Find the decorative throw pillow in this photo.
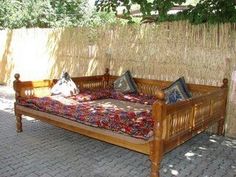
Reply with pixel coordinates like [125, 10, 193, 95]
[163, 77, 192, 104]
[113, 70, 138, 93]
[51, 72, 79, 97]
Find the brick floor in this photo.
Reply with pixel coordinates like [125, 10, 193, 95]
[0, 86, 236, 177]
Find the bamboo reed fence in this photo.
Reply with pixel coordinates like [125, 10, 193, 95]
[0, 21, 235, 137]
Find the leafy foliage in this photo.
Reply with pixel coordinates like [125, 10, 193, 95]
[96, 0, 236, 24]
[1, 0, 235, 29]
[96, 0, 186, 21]
[182, 0, 236, 24]
[0, 0, 118, 29]
[152, 0, 186, 21]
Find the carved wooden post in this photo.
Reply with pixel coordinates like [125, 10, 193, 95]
[150, 90, 166, 177]
[13, 73, 22, 133]
[103, 68, 110, 88]
[217, 78, 228, 135]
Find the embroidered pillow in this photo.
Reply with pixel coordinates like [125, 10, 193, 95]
[163, 77, 192, 104]
[51, 72, 79, 97]
[113, 70, 138, 93]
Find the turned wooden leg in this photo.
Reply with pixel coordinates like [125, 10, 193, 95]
[217, 119, 225, 136]
[16, 114, 22, 133]
[149, 141, 163, 177]
[150, 157, 160, 177]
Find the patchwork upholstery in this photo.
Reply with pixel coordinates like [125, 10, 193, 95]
[163, 77, 192, 104]
[113, 70, 138, 93]
[74, 88, 112, 102]
[72, 88, 156, 105]
[18, 97, 153, 140]
[110, 91, 156, 105]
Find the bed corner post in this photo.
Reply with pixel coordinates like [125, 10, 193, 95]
[13, 73, 22, 133]
[217, 78, 228, 136]
[103, 68, 110, 88]
[150, 90, 166, 177]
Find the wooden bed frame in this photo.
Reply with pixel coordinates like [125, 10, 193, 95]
[13, 68, 228, 177]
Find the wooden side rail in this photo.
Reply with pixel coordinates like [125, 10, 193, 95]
[149, 79, 228, 177]
[13, 74, 54, 98]
[163, 89, 227, 151]
[13, 70, 110, 99]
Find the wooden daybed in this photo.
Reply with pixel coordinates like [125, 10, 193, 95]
[13, 68, 228, 177]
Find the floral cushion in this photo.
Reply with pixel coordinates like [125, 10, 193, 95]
[163, 77, 192, 104]
[113, 70, 138, 93]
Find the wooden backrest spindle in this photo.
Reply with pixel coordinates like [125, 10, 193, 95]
[103, 68, 110, 88]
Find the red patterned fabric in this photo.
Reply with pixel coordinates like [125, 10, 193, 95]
[110, 91, 156, 105]
[74, 88, 156, 105]
[73, 88, 112, 102]
[18, 89, 156, 140]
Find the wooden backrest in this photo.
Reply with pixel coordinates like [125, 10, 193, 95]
[13, 72, 224, 98]
[109, 75, 220, 96]
[72, 75, 105, 90]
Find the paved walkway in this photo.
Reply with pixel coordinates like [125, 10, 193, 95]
[0, 86, 235, 177]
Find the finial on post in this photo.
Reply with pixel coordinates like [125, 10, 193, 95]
[155, 90, 165, 102]
[105, 68, 110, 75]
[222, 78, 228, 88]
[13, 73, 21, 99]
[14, 73, 20, 81]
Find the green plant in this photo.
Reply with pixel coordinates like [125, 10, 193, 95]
[0, 0, 118, 29]
[184, 0, 236, 24]
[96, 0, 236, 24]
[96, 0, 186, 22]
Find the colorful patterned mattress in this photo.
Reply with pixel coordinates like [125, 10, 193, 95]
[18, 89, 157, 140]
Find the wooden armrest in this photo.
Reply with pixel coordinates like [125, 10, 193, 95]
[164, 87, 227, 139]
[13, 72, 109, 98]
[152, 85, 227, 140]
[13, 74, 54, 98]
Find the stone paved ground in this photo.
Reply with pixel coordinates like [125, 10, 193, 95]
[0, 86, 236, 177]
